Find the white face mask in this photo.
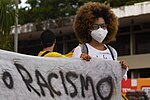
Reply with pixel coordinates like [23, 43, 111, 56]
[91, 28, 108, 43]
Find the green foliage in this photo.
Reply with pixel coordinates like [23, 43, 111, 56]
[0, 0, 15, 50]
[0, 32, 12, 50]
[19, 0, 101, 23]
[18, 0, 150, 24]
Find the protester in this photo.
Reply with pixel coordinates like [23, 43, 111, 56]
[38, 29, 65, 57]
[72, 2, 128, 79]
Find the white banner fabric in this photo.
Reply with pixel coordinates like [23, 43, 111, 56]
[0, 50, 123, 100]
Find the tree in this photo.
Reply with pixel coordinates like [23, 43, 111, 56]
[18, 0, 150, 25]
[0, 0, 15, 50]
[18, 0, 102, 24]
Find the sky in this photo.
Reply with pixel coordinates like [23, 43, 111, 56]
[19, 0, 30, 8]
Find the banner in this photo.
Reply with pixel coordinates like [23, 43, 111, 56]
[0, 49, 123, 100]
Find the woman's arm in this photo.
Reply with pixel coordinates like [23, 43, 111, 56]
[72, 46, 91, 61]
[72, 46, 82, 58]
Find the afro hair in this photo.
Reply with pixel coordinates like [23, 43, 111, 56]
[73, 2, 118, 44]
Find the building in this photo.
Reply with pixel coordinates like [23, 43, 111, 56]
[11, 1, 150, 79]
[112, 1, 150, 79]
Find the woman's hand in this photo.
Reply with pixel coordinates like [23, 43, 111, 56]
[119, 60, 129, 69]
[80, 53, 91, 61]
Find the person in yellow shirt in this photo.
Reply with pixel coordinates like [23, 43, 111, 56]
[38, 29, 65, 57]
[38, 29, 86, 58]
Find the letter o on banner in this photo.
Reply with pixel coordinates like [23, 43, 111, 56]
[2, 71, 14, 89]
[96, 76, 113, 100]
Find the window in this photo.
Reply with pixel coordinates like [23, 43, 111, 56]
[135, 32, 150, 54]
[111, 35, 130, 56]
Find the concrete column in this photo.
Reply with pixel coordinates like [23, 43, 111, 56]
[130, 19, 135, 55]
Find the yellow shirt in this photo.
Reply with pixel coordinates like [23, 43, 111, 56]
[65, 51, 73, 57]
[38, 51, 66, 57]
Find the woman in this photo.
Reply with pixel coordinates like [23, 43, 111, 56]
[72, 2, 128, 79]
